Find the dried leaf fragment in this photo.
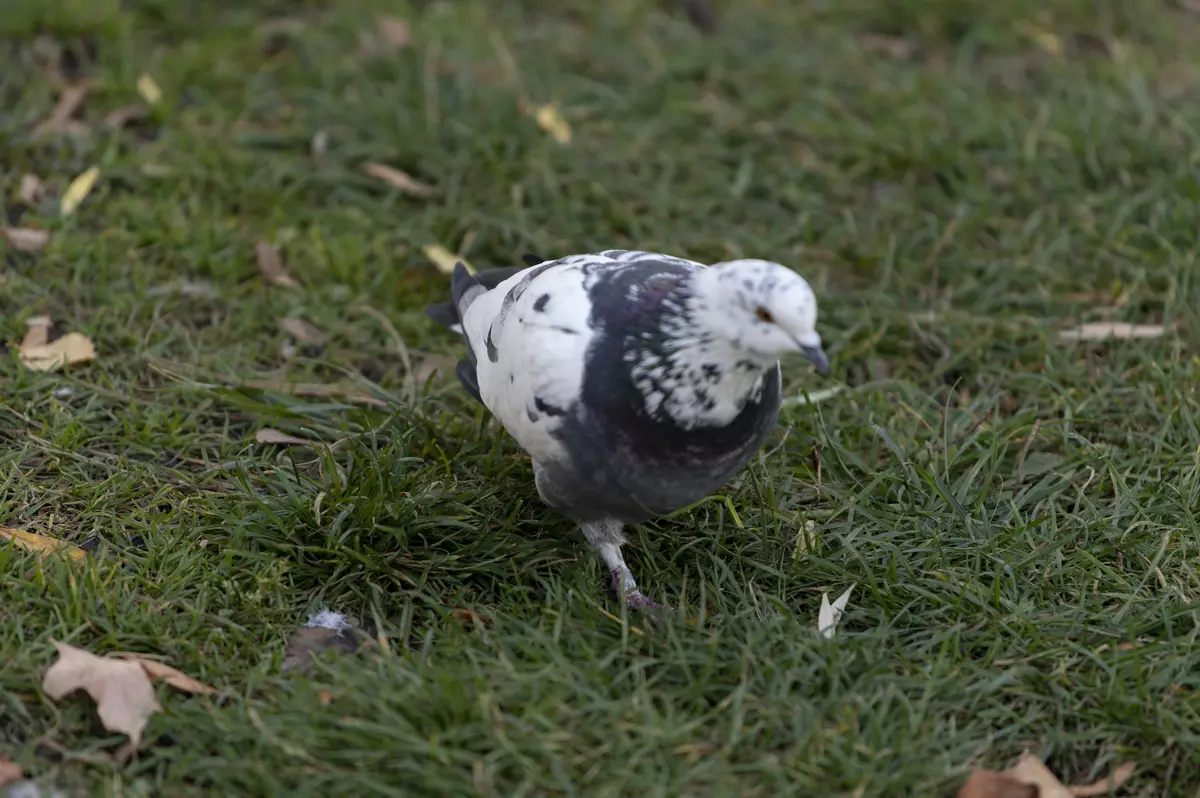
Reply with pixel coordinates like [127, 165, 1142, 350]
[0, 527, 86, 562]
[362, 162, 439, 198]
[43, 641, 162, 746]
[1058, 322, 1170, 342]
[817, 585, 853, 639]
[104, 104, 150, 131]
[60, 166, 100, 216]
[256, 428, 316, 446]
[19, 332, 96, 372]
[115, 656, 219, 696]
[21, 315, 51, 349]
[32, 83, 89, 139]
[423, 243, 473, 275]
[534, 103, 572, 144]
[136, 73, 163, 105]
[19, 173, 44, 204]
[278, 316, 327, 346]
[1, 227, 50, 251]
[957, 754, 1135, 798]
[255, 241, 300, 287]
[357, 14, 412, 57]
[0, 754, 22, 787]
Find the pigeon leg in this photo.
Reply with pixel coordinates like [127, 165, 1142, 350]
[580, 519, 666, 613]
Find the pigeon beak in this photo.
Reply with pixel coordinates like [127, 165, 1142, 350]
[800, 344, 829, 376]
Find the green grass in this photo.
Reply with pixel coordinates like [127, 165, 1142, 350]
[3, 0, 1200, 794]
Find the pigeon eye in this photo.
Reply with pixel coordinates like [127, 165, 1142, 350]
[755, 307, 774, 323]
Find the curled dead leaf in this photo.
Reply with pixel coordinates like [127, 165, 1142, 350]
[255, 241, 300, 288]
[362, 162, 439, 198]
[32, 83, 89, 139]
[60, 166, 100, 216]
[533, 103, 572, 144]
[1, 227, 50, 251]
[115, 656, 219, 696]
[1059, 322, 1170, 342]
[21, 315, 51, 349]
[255, 428, 316, 446]
[19, 332, 96, 372]
[423, 243, 473, 276]
[19, 173, 44, 204]
[43, 641, 162, 746]
[0, 527, 87, 562]
[278, 316, 327, 346]
[957, 754, 1135, 798]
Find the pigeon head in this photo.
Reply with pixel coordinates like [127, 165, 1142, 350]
[692, 259, 828, 374]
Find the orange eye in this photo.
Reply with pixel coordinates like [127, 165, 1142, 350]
[755, 307, 774, 323]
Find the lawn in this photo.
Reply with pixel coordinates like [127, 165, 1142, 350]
[3, 0, 1200, 795]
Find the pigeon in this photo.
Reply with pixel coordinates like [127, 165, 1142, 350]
[425, 249, 828, 615]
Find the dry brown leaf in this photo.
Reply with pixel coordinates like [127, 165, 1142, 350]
[2, 227, 50, 251]
[362, 162, 439, 198]
[534, 103, 572, 144]
[357, 14, 412, 57]
[255, 241, 300, 288]
[0, 527, 87, 562]
[449, 608, 492, 627]
[42, 640, 162, 746]
[241, 379, 387, 408]
[958, 754, 1135, 798]
[60, 166, 100, 215]
[423, 243, 473, 276]
[104, 104, 150, 131]
[19, 173, 44, 204]
[957, 770, 1037, 798]
[255, 428, 316, 446]
[278, 316, 327, 346]
[316, 689, 333, 706]
[19, 332, 96, 372]
[117, 656, 219, 696]
[1058, 322, 1170, 342]
[0, 754, 21, 787]
[1068, 762, 1135, 796]
[20, 315, 51, 349]
[32, 83, 89, 139]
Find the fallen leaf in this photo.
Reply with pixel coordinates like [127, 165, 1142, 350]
[20, 332, 96, 372]
[817, 585, 853, 639]
[362, 162, 439, 198]
[136, 73, 163, 105]
[1015, 21, 1063, 55]
[534, 103, 572, 144]
[316, 690, 333, 706]
[114, 656, 219, 696]
[423, 243, 473, 276]
[957, 770, 1037, 798]
[449, 608, 492, 627]
[42, 640, 162, 746]
[794, 519, 818, 555]
[32, 83, 89, 139]
[21, 315, 51, 349]
[104, 104, 150, 131]
[376, 15, 412, 48]
[0, 754, 21, 787]
[255, 241, 300, 288]
[1058, 322, 1170, 342]
[957, 754, 1135, 798]
[1068, 762, 1135, 796]
[0, 528, 87, 562]
[1, 227, 50, 251]
[60, 166, 100, 215]
[278, 316, 327, 346]
[19, 173, 44, 204]
[255, 428, 316, 446]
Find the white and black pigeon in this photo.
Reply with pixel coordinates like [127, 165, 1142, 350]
[425, 249, 828, 615]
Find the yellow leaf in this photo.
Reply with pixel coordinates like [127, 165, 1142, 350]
[60, 167, 100, 216]
[19, 332, 96, 372]
[137, 73, 163, 105]
[534, 104, 572, 144]
[423, 243, 474, 275]
[1016, 21, 1063, 55]
[0, 528, 87, 562]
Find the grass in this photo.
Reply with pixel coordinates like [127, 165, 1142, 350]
[2, 0, 1200, 794]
